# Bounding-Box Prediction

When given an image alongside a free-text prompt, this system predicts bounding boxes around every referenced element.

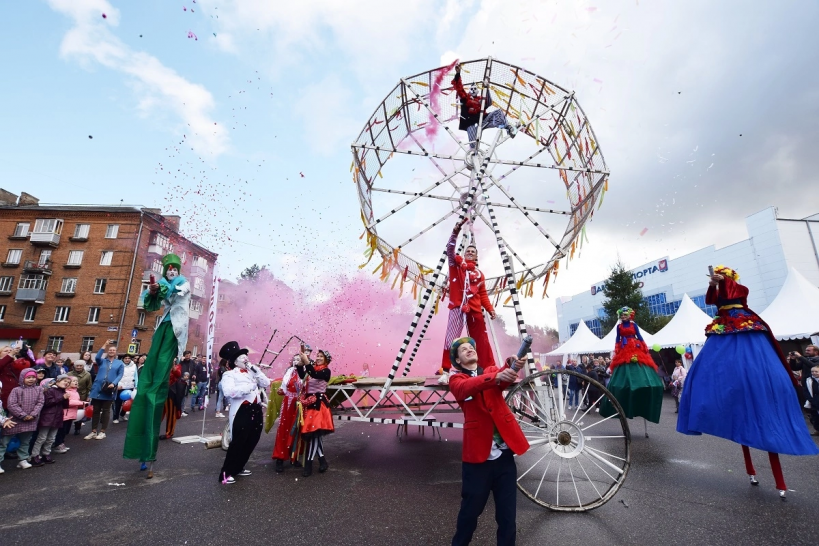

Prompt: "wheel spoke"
[575,456,604,501]
[568,459,583,509]
[580,450,620,480]
[585,444,627,464]
[517,444,554,481]
[580,412,622,432]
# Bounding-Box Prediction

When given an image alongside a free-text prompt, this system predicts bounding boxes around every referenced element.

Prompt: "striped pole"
[476,175,538,377]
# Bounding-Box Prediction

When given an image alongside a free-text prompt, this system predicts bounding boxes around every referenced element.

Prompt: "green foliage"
[598,260,674,334]
[238,264,274,283]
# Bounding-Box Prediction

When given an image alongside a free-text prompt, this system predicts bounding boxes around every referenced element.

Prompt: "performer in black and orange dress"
[296,345,334,477]
[159,364,185,440]
[272,354,302,472]
[677,266,818,498]
[600,307,664,423]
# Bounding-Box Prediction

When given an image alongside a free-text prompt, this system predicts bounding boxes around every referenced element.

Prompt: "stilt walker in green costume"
[123,254,190,478]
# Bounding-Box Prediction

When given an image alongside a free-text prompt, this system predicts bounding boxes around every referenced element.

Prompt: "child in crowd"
[0,380,17,473]
[53,376,84,454]
[30,374,70,466]
[181,372,192,417]
[0,369,44,471]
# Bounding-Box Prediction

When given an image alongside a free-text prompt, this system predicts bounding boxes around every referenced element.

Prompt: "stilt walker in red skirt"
[273,354,303,472]
[296,344,334,478]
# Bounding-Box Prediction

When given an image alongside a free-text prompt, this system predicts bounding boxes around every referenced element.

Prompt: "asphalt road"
[1,396,817,546]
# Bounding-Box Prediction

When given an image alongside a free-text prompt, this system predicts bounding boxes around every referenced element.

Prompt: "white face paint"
[235,354,250,369]
[469,84,478,97]
[165,266,178,280]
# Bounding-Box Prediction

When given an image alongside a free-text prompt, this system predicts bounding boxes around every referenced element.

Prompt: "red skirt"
[611,337,657,371]
[272,396,298,460]
[301,403,334,436]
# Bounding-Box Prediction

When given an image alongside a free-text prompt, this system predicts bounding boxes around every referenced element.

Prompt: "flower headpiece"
[714,265,739,281]
[617,306,635,319]
[317,349,332,364]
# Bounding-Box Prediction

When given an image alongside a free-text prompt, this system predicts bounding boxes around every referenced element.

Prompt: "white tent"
[649,293,713,348]
[760,267,819,340]
[547,321,601,356]
[591,323,655,353]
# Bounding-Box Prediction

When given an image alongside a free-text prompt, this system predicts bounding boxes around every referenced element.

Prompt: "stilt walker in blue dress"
[677,266,818,499]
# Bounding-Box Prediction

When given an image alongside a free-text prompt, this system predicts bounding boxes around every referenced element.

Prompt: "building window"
[33,218,63,235]
[46,336,64,352]
[192,346,199,357]
[218,293,224,302]
[690,294,718,317]
[5,249,22,265]
[137,310,146,326]
[105,224,119,239]
[39,249,52,265]
[23,305,37,322]
[19,274,47,290]
[12,223,30,237]
[195,324,202,337]
[194,277,205,293]
[53,306,71,323]
[0,305,5,321]
[80,337,95,353]
[94,278,107,294]
[100,251,114,266]
[151,259,163,274]
[73,224,90,239]
[88,307,100,324]
[60,278,78,294]
[67,250,84,266]
[0,276,13,292]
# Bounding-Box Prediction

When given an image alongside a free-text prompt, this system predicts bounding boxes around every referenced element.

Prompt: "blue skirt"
[677,331,818,456]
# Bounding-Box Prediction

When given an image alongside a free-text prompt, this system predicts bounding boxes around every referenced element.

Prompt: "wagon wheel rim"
[506,369,631,512]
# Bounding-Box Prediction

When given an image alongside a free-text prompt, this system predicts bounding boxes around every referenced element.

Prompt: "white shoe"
[53,445,69,454]
[0,466,4,474]
[181,412,188,417]
[17,460,32,470]
[507,124,518,138]
[95,432,107,440]
[215,412,225,418]
[112,419,119,424]
[223,475,235,484]
[84,432,98,440]
[238,469,252,476]
[124,414,129,421]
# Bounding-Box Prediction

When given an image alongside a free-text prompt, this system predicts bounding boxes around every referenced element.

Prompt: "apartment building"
[0,189,217,359]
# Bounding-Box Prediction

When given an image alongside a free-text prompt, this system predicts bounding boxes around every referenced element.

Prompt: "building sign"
[591,259,669,295]
[107,326,119,332]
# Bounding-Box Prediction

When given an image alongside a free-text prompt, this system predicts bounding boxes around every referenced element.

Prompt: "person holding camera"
[85,340,124,440]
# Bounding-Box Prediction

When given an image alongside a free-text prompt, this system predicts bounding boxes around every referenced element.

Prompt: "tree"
[238,264,274,283]
[599,260,671,334]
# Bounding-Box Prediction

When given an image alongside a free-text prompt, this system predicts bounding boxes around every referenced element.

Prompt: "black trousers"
[219,403,263,481]
[452,449,517,546]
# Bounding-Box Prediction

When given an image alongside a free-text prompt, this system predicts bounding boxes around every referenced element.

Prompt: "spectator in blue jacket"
[85,340,124,441]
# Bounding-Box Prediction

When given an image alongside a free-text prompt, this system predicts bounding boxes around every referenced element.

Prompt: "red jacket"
[446,231,495,315]
[449,364,529,463]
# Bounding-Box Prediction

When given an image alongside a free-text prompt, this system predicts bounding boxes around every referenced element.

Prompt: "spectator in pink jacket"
[30,375,69,466]
[53,376,85,454]
[0,368,44,470]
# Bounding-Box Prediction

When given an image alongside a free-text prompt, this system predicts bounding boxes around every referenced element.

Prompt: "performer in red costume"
[273,354,303,472]
[441,218,497,374]
[452,64,517,149]
[599,307,664,424]
[448,337,528,546]
[677,266,818,499]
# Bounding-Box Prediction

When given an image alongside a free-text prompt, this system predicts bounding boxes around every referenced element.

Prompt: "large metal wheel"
[506,370,631,511]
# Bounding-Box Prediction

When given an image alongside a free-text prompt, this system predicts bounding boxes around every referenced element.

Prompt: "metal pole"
[117,212,144,349]
[259,329,278,365]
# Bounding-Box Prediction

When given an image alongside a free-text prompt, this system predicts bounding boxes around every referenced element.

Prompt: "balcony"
[192,278,205,298]
[24,260,52,276]
[147,243,166,256]
[191,264,207,278]
[69,235,88,242]
[189,307,202,320]
[30,232,61,247]
[16,288,46,303]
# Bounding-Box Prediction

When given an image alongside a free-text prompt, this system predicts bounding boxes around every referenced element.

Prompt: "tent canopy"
[591,323,655,353]
[547,321,601,356]
[649,293,712,348]
[760,267,819,340]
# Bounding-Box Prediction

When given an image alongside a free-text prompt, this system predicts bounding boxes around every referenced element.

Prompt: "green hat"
[162,253,182,277]
[449,337,476,367]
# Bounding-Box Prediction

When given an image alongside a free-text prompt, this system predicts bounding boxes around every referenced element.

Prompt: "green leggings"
[123,321,178,461]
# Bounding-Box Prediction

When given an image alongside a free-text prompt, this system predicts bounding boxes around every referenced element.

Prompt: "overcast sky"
[1,0,817,330]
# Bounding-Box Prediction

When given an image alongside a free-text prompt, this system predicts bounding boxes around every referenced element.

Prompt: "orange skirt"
[302,403,334,436]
